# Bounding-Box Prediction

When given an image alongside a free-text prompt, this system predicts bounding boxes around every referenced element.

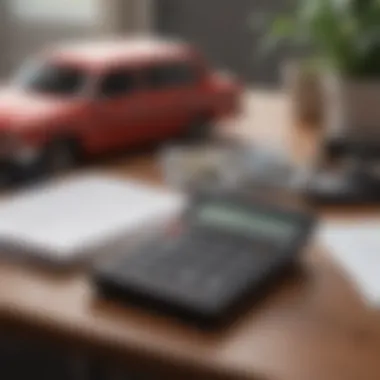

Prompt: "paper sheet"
[0,174,185,263]
[319,220,380,306]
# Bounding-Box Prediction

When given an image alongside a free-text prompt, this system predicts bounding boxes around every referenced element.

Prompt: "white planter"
[323,74,380,142]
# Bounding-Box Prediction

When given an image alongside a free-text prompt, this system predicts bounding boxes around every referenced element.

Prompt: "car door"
[90,66,148,152]
[140,60,202,140]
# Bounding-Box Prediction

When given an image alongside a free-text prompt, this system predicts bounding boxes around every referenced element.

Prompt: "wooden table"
[1,91,380,380]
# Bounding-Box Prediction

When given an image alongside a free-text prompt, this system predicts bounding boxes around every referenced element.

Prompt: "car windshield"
[13,60,87,97]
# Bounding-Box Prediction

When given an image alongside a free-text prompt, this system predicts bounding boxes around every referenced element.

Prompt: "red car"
[0,38,242,176]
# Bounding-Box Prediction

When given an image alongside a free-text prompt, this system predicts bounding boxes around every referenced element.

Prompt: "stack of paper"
[0,174,185,265]
[319,220,380,306]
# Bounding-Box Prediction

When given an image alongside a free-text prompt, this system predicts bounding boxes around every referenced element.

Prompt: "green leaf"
[251,0,380,76]
[270,16,296,38]
[258,35,283,57]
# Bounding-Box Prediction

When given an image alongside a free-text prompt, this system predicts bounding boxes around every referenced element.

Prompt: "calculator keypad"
[95,197,314,326]
[112,233,277,312]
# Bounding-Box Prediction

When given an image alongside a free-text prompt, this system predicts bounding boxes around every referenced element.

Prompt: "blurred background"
[0,0,292,86]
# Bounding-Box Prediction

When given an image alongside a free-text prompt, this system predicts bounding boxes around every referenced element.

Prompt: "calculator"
[94,190,316,328]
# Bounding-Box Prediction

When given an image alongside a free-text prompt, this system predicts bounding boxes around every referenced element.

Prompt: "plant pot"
[323,74,380,159]
[282,61,323,125]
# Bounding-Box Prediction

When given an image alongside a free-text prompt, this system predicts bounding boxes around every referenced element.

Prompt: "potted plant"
[256,0,380,160]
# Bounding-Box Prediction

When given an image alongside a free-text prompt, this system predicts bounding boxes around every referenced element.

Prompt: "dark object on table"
[324,136,380,162]
[94,188,315,329]
[307,158,380,204]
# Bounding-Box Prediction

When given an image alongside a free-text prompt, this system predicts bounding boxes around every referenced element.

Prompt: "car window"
[98,69,138,99]
[14,60,86,97]
[143,62,199,90]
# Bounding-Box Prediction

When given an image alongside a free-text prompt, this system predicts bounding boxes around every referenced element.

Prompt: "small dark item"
[307,158,380,204]
[324,136,380,163]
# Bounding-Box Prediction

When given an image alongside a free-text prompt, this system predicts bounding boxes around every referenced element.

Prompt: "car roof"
[48,37,193,69]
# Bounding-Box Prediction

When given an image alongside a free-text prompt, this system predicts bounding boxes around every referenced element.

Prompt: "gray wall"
[0,0,11,76]
[0,0,291,84]
[4,24,96,75]
[155,0,293,86]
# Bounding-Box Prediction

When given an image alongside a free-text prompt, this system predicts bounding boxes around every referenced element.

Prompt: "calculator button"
[204,276,225,295]
[178,268,198,283]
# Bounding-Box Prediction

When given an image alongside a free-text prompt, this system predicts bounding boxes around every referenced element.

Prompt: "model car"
[0,37,242,178]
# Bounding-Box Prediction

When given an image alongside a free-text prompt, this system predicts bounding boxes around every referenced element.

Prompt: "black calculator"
[94,190,315,328]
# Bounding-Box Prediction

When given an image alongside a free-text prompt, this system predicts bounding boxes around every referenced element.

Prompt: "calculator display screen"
[197,204,299,242]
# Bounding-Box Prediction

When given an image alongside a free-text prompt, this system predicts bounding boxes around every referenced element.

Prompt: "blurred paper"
[319,220,380,306]
[0,174,185,265]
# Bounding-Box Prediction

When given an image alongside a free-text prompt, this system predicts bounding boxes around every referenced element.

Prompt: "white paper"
[319,220,380,306]
[0,174,185,264]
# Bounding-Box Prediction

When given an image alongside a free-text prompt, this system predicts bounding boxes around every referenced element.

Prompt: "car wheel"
[41,138,80,175]
[184,116,214,143]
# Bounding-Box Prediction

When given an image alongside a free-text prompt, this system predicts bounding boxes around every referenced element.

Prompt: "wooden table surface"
[1,91,380,380]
